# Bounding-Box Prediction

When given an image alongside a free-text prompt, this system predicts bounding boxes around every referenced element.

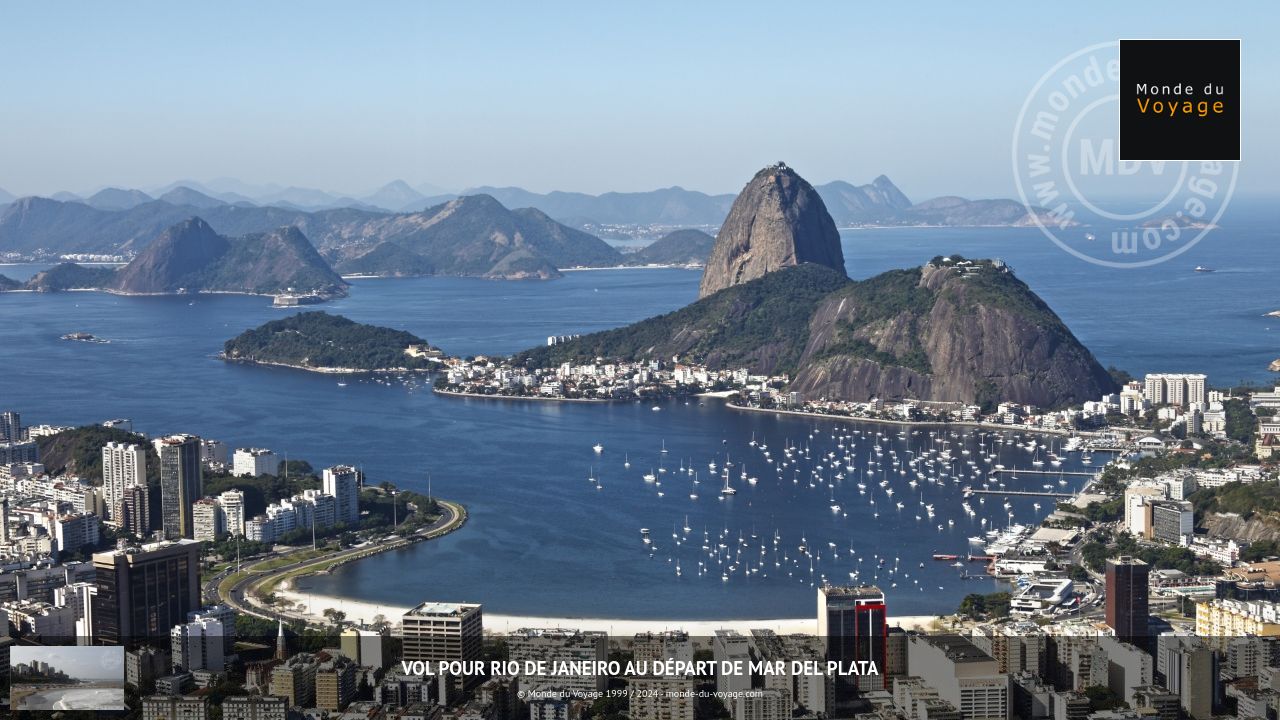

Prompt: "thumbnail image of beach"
[10,646,125,711]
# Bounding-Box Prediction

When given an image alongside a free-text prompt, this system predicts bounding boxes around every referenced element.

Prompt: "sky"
[12,646,124,681]
[1,1,1276,200]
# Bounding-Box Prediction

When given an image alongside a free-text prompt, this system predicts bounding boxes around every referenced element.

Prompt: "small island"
[222,311,442,373]
[60,331,109,344]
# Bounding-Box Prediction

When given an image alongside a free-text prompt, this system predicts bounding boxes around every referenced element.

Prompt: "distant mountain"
[813,176,1060,227]
[700,163,845,298]
[50,191,82,202]
[625,229,715,266]
[335,241,435,277]
[84,187,154,211]
[0,273,22,291]
[112,217,346,296]
[158,187,227,209]
[361,180,426,212]
[321,195,622,279]
[255,186,342,209]
[456,186,736,226]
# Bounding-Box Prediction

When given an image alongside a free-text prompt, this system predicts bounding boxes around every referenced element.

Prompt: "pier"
[966,488,1075,499]
[993,468,1098,477]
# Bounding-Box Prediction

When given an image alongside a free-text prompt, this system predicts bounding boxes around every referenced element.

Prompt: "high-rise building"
[401,601,482,691]
[713,629,755,695]
[322,465,360,526]
[1151,501,1194,545]
[172,617,225,672]
[218,490,246,537]
[0,410,21,442]
[91,539,202,644]
[120,485,152,537]
[156,435,202,539]
[102,441,146,525]
[191,498,223,542]
[1106,557,1150,642]
[817,584,887,694]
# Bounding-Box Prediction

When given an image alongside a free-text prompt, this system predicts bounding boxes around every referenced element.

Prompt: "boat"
[1194,265,1214,272]
[593,443,603,454]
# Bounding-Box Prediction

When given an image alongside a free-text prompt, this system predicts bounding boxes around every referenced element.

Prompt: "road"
[209,499,466,622]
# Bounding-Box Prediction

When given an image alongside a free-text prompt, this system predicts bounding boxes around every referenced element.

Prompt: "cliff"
[698,163,845,298]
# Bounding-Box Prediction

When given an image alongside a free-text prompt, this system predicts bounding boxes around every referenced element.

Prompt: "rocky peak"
[698,163,845,298]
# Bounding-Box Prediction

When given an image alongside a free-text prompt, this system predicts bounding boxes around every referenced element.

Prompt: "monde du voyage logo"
[1013,40,1241,268]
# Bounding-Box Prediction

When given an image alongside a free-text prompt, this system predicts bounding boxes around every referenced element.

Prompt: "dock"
[993,468,1097,477]
[966,489,1075,499]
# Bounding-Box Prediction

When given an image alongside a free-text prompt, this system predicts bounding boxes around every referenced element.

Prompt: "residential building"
[507,627,609,694]
[222,695,288,720]
[172,616,225,672]
[102,441,146,525]
[341,625,390,669]
[628,675,696,720]
[218,489,246,537]
[192,498,223,542]
[142,695,209,720]
[323,465,360,525]
[907,634,1009,720]
[233,448,277,477]
[315,654,358,711]
[269,652,320,708]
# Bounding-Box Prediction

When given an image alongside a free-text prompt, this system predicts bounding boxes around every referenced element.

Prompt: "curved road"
[212,499,466,622]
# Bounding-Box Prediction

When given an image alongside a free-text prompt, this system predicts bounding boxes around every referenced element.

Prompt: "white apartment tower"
[218,489,246,537]
[102,441,147,526]
[323,465,360,526]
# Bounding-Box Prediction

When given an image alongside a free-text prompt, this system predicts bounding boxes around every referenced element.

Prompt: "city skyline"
[1,1,1277,199]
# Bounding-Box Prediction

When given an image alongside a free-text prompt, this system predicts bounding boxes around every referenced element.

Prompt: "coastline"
[220,353,436,375]
[432,387,614,403]
[274,587,942,635]
[725,401,1090,438]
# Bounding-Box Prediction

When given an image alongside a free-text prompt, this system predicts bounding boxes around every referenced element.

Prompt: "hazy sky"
[12,646,124,681]
[1,2,1275,199]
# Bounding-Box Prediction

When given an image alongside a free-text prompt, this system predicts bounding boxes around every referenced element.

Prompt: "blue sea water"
[0,204,1276,619]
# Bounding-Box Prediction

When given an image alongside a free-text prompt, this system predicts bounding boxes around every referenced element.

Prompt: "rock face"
[788,259,1117,408]
[698,163,845,298]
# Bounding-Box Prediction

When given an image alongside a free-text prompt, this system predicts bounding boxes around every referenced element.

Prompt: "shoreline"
[725,401,1094,438]
[275,588,942,635]
[432,387,615,403]
[220,354,436,375]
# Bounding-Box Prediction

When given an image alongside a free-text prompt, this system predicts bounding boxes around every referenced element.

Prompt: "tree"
[322,607,347,627]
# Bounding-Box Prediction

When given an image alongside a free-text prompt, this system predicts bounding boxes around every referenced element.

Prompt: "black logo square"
[1120,39,1240,161]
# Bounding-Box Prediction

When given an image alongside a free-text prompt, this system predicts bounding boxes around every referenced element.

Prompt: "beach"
[277,587,942,635]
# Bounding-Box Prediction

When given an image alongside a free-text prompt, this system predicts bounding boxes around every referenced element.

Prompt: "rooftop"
[404,601,481,618]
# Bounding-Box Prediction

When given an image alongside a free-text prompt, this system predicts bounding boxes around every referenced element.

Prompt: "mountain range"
[515,163,1116,409]
[0,173,1058,250]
